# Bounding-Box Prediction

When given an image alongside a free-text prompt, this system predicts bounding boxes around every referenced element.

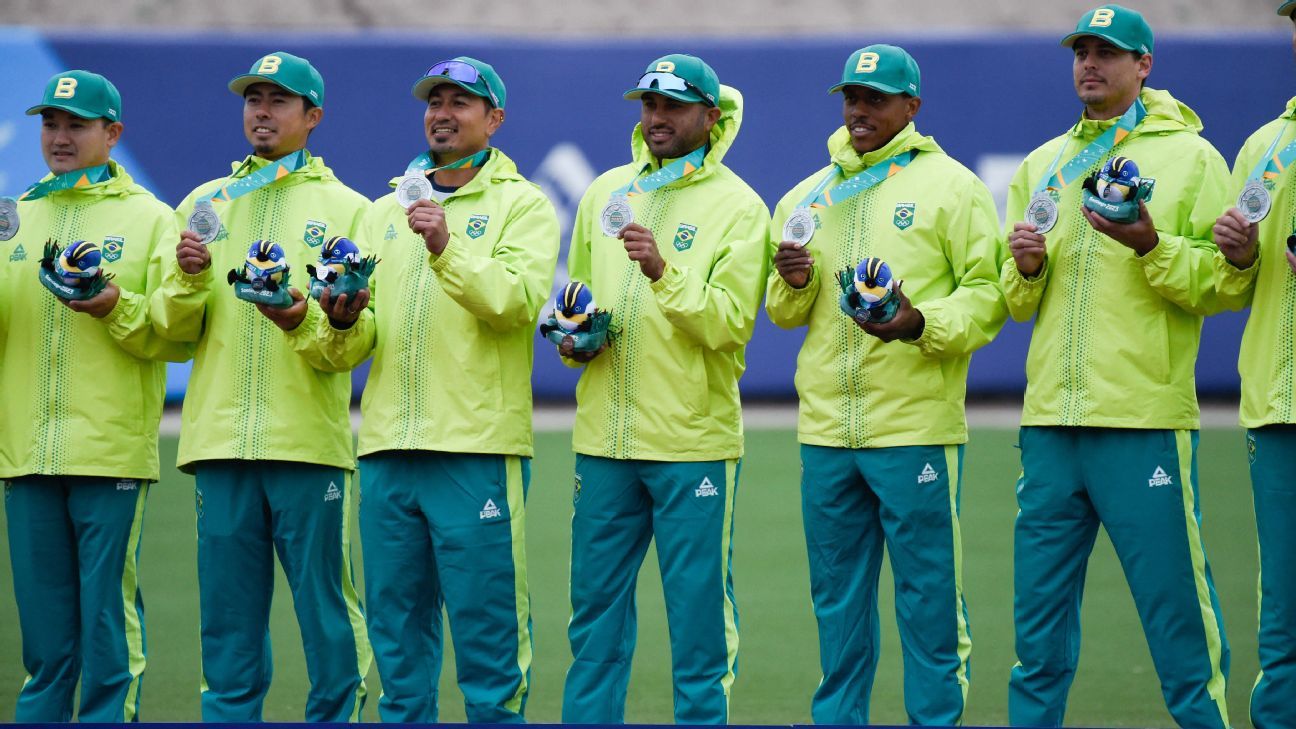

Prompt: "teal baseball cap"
[26,70,122,121]
[1280,1,1296,16]
[1061,5,1154,55]
[624,54,719,107]
[411,57,506,109]
[228,51,325,108]
[828,44,921,97]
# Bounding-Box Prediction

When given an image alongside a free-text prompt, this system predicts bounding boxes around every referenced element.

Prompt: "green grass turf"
[0,427,1260,726]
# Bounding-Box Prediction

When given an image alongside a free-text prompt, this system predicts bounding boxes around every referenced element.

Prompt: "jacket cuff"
[769,265,820,298]
[649,261,686,295]
[1002,256,1049,288]
[100,287,133,328]
[428,234,463,274]
[170,258,214,292]
[1214,247,1259,272]
[1135,233,1176,276]
[1213,248,1259,287]
[282,299,323,341]
[905,305,942,356]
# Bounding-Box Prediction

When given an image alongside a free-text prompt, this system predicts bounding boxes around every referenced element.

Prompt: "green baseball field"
[0,424,1261,727]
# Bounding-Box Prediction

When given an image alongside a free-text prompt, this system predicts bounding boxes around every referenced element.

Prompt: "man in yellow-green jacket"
[150,51,371,722]
[1211,5,1296,727]
[0,69,191,724]
[555,53,769,725]
[766,45,1006,725]
[1003,6,1232,727]
[310,56,558,724]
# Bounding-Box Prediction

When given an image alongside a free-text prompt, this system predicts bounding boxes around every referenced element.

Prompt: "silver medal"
[1025,192,1059,234]
[600,197,634,238]
[188,200,222,245]
[783,208,816,247]
[396,173,434,210]
[0,197,18,242]
[1237,179,1272,225]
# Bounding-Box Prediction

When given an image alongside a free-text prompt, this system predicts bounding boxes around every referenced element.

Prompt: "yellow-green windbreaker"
[1213,96,1296,427]
[0,161,191,480]
[152,153,368,473]
[766,124,1007,448]
[308,148,559,458]
[565,85,770,462]
[1002,88,1231,430]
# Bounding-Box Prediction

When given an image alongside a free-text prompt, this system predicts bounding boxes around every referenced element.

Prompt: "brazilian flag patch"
[102,236,124,263]
[893,203,915,230]
[466,214,489,239]
[304,219,327,247]
[672,223,697,251]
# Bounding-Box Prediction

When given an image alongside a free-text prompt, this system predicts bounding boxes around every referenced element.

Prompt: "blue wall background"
[2,29,1289,401]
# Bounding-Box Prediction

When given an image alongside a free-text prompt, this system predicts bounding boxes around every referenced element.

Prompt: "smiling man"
[307,56,558,724]
[150,51,372,722]
[1001,6,1233,727]
[765,45,1006,725]
[0,69,191,723]
[555,53,769,725]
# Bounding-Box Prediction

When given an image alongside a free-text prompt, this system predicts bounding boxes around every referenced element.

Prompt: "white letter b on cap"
[256,55,282,74]
[53,78,77,98]
[1090,8,1115,26]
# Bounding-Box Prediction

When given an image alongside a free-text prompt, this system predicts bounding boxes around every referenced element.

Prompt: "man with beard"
[555,54,769,724]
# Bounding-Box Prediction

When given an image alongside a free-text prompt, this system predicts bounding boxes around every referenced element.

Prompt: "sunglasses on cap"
[635,71,705,97]
[423,60,480,83]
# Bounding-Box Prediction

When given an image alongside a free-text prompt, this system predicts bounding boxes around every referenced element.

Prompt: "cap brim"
[827,80,908,96]
[623,87,709,105]
[228,74,310,99]
[1060,31,1139,52]
[24,102,109,120]
[410,76,495,106]
[1280,0,1296,16]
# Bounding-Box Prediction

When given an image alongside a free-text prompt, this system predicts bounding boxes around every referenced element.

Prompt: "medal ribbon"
[404,148,491,176]
[611,144,708,199]
[15,163,112,202]
[795,149,919,210]
[1034,98,1146,194]
[199,149,310,205]
[1247,119,1296,186]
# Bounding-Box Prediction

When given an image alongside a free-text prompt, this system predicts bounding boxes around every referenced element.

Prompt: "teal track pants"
[1009,427,1230,728]
[800,443,971,726]
[358,451,532,724]
[1247,426,1296,729]
[194,461,370,722]
[4,476,148,722]
[563,456,740,725]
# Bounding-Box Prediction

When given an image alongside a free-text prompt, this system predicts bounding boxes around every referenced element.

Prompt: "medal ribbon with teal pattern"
[14,163,113,201]
[405,148,491,176]
[1247,119,1296,188]
[611,144,708,199]
[199,149,309,205]
[795,149,920,209]
[1034,98,1146,194]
